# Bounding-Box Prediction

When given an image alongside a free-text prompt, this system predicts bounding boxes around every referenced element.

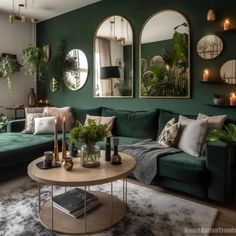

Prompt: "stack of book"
[53,188,100,218]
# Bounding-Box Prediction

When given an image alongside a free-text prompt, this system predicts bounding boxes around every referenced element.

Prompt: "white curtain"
[95,37,111,96]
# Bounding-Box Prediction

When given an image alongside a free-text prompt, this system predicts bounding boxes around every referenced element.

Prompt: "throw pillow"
[178,115,208,157]
[22,113,45,134]
[157,118,180,147]
[85,115,116,132]
[34,116,56,135]
[43,107,74,132]
[197,113,226,131]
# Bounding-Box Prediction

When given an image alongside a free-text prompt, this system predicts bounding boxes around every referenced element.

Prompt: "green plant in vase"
[0,114,8,133]
[22,44,46,81]
[69,120,108,167]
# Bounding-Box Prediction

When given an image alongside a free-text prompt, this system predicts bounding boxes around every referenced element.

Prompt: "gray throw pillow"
[178,115,208,157]
[34,116,56,135]
[22,113,44,134]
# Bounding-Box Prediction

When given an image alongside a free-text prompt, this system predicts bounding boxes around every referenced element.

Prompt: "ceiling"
[0,0,102,22]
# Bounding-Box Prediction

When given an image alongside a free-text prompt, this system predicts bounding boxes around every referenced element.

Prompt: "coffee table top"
[28,151,136,187]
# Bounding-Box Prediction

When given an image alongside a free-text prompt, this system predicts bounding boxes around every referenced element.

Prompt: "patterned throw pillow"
[22,113,45,134]
[157,118,180,147]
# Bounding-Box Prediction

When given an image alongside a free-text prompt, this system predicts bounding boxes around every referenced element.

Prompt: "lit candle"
[54,119,58,142]
[224,19,231,30]
[203,69,209,82]
[230,93,236,105]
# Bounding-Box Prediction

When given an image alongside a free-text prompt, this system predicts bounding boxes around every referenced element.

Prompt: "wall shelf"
[205,104,236,108]
[199,80,224,84]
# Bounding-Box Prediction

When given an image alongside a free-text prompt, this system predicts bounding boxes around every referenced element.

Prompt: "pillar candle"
[203,69,209,82]
[230,93,236,105]
[224,19,231,30]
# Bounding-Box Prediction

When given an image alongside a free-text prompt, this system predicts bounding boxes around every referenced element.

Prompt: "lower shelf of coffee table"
[39,191,126,235]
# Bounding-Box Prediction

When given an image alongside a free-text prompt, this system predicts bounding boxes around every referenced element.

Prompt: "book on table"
[53,188,100,218]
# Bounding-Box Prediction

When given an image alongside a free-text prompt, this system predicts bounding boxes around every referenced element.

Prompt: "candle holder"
[53,140,59,162]
[62,141,67,161]
[223,19,231,30]
[203,69,209,82]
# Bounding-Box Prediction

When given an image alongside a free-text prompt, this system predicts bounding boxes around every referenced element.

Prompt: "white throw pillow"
[157,118,180,147]
[34,116,56,135]
[197,113,226,131]
[178,115,208,157]
[85,115,116,133]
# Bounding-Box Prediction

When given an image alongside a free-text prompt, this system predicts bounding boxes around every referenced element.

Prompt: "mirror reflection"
[94,15,133,97]
[140,10,190,98]
[220,59,236,84]
[197,35,223,60]
[64,49,88,91]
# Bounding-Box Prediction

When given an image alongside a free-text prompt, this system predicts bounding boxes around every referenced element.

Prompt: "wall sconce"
[223,19,231,30]
[203,69,209,82]
[207,9,216,22]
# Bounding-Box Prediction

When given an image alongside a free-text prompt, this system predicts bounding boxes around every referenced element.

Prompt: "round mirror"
[63,49,88,91]
[220,59,236,84]
[94,15,133,97]
[49,77,59,92]
[140,10,190,98]
[197,35,223,60]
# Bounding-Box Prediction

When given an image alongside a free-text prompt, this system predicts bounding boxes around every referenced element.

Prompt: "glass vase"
[28,88,37,107]
[81,144,100,168]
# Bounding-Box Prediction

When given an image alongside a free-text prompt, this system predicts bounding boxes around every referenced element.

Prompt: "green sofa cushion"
[0,133,62,167]
[158,152,206,184]
[102,107,159,139]
[73,107,102,124]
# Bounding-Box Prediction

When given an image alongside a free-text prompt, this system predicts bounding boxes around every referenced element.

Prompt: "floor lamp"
[100,66,120,96]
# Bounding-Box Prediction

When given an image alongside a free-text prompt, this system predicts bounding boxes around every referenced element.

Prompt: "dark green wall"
[37,0,236,119]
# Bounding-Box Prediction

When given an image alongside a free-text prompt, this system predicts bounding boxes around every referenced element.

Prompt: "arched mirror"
[63,49,88,91]
[94,15,133,97]
[197,35,223,60]
[140,10,190,98]
[220,59,236,84]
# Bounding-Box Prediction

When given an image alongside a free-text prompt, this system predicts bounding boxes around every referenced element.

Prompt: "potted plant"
[0,114,8,133]
[22,44,46,81]
[69,120,108,168]
[0,56,16,92]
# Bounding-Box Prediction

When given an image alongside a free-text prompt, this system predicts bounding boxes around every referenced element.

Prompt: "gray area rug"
[0,176,217,236]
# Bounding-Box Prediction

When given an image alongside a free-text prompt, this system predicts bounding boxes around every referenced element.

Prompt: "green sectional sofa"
[0,106,233,203]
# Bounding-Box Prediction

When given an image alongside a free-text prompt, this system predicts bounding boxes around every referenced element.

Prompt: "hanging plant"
[22,44,46,81]
[0,56,16,92]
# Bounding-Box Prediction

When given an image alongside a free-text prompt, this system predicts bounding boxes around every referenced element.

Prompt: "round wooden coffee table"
[27,151,136,235]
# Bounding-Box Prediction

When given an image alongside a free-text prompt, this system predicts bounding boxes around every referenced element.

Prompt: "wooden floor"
[128,178,236,236]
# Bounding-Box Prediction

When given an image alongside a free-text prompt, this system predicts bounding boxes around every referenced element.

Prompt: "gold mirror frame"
[220,59,236,84]
[93,15,134,98]
[139,10,190,98]
[197,35,223,60]
[63,49,88,91]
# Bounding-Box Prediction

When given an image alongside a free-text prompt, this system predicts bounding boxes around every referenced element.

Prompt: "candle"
[224,19,231,30]
[230,93,236,106]
[54,119,58,142]
[203,69,209,82]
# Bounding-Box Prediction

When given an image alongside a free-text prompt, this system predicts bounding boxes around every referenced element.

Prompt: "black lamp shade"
[100,66,120,80]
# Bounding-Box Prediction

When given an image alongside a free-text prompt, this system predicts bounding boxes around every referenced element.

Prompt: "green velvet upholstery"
[206,140,231,202]
[157,177,207,198]
[159,153,206,184]
[73,107,102,124]
[102,107,159,139]
[7,119,25,132]
[0,132,62,168]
